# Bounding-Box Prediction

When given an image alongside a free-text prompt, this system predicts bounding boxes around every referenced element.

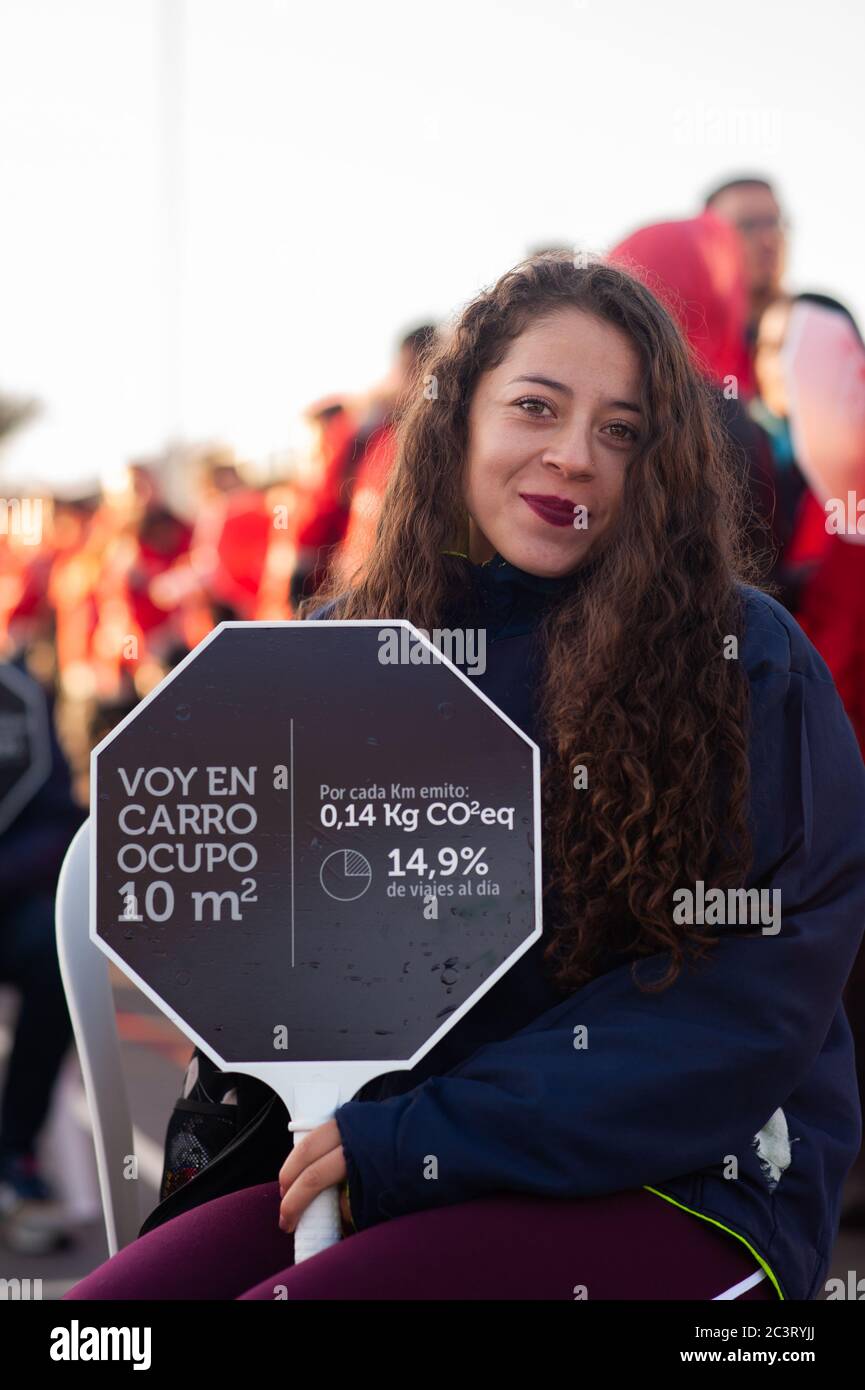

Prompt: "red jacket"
[786,492,865,758]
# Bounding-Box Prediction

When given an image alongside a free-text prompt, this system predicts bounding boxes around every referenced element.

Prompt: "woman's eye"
[514,396,554,417]
[603,421,639,443]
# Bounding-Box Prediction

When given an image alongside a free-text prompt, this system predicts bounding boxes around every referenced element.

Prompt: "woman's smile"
[519,492,589,527]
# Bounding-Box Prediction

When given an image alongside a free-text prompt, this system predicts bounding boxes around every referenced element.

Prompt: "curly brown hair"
[303,252,763,995]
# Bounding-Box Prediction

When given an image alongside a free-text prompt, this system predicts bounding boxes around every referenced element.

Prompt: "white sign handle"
[288,1079,343,1263]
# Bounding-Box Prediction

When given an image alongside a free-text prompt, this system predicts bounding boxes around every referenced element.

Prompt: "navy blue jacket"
[310,554,865,1301]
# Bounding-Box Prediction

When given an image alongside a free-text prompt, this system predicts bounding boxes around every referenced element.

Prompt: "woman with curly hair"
[66,253,865,1301]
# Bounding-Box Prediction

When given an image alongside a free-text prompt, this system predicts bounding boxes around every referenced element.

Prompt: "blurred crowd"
[0,322,436,796]
[2,172,865,1247]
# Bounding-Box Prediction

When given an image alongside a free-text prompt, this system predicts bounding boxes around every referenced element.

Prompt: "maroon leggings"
[63,1183,780,1301]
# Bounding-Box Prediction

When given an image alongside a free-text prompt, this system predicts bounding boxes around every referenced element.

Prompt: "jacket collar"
[469,550,584,596]
[440,549,594,641]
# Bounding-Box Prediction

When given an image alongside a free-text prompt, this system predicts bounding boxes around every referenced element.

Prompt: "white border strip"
[712,1268,767,1300]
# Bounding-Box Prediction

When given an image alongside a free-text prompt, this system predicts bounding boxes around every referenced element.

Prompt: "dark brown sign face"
[92,623,540,1065]
[0,664,51,834]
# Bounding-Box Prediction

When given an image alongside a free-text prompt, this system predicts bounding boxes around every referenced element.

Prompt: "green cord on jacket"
[342,1179,357,1232]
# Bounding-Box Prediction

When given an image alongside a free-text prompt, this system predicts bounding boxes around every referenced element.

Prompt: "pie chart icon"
[320,848,373,901]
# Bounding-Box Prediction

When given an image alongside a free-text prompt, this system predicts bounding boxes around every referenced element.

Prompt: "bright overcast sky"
[0,0,862,489]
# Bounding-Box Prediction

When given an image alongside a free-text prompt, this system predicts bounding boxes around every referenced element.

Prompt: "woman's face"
[464,307,644,576]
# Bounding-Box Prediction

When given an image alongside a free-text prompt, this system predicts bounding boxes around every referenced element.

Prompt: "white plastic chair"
[55,818,142,1254]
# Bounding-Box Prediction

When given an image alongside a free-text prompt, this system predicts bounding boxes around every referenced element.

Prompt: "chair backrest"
[55,818,142,1254]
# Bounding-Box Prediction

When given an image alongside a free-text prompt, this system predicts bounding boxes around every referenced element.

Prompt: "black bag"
[138,1047,291,1238]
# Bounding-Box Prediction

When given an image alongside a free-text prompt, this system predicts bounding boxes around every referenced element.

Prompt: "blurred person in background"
[0,389,48,660]
[333,324,438,589]
[0,659,84,1253]
[702,174,789,392]
[703,176,789,329]
[149,448,276,647]
[44,490,113,800]
[43,492,103,689]
[289,397,363,606]
[88,459,192,712]
[0,524,55,657]
[291,325,438,602]
[253,476,299,621]
[196,458,271,625]
[750,291,865,748]
[608,211,778,583]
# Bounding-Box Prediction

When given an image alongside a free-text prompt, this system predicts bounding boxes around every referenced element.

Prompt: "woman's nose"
[541,432,596,477]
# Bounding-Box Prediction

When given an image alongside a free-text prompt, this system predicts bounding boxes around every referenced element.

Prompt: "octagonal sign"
[91,621,542,1102]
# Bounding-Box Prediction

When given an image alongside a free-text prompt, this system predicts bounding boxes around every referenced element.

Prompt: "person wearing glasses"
[703,175,790,385]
